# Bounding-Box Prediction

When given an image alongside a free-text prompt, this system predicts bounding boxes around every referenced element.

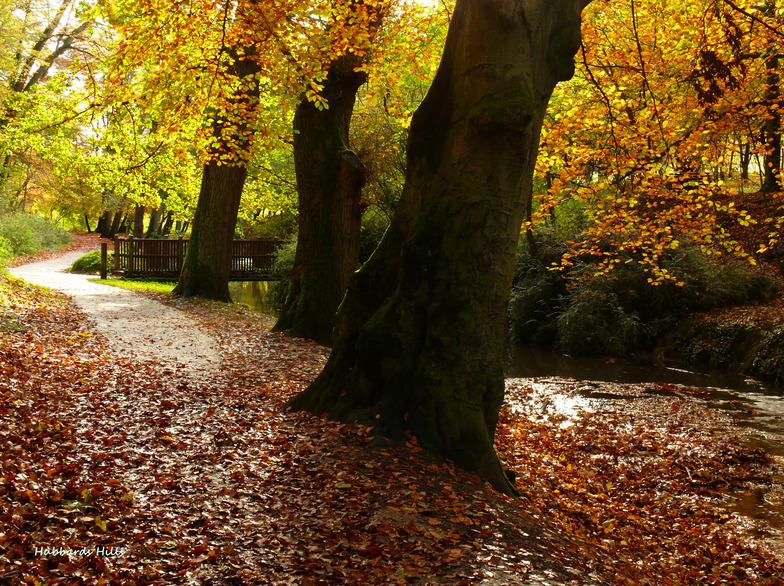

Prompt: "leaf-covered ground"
[2,247,783,584]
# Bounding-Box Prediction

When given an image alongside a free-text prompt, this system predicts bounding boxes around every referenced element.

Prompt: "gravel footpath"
[9,250,222,382]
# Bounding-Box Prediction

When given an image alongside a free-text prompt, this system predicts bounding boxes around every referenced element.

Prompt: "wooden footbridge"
[102,237,283,281]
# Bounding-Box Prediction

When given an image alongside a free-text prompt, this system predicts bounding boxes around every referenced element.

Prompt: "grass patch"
[90,278,175,294]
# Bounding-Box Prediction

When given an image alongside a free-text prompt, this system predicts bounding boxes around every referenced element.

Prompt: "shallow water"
[506,345,784,539]
[505,345,784,455]
[229,281,281,315]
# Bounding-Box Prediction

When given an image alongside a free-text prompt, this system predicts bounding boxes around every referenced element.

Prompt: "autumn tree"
[272,0,433,344]
[0,0,94,204]
[528,0,784,281]
[173,50,261,300]
[272,0,386,344]
[289,0,593,495]
[100,0,275,299]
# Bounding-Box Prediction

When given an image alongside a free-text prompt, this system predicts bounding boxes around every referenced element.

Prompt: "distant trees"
[0,0,94,207]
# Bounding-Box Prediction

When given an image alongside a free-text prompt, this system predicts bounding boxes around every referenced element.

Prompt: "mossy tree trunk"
[289,0,592,495]
[273,57,368,345]
[173,55,260,302]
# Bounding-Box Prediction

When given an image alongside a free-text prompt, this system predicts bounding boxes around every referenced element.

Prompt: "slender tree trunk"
[146,200,166,238]
[161,211,174,236]
[173,55,260,301]
[118,214,129,234]
[273,58,367,345]
[109,211,124,237]
[760,1,783,275]
[289,0,592,495]
[740,140,751,181]
[133,205,145,238]
[84,213,92,233]
[97,210,112,238]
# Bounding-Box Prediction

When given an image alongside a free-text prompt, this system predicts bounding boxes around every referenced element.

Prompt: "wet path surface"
[9,251,221,382]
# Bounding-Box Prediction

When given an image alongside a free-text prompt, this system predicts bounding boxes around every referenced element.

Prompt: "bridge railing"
[111,237,283,281]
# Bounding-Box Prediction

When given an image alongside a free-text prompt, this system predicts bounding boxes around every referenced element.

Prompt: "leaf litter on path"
[2,251,783,584]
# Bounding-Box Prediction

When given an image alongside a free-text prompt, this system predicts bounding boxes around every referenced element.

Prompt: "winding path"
[9,250,221,381]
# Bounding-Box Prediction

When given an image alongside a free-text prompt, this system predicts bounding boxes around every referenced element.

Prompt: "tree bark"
[96,210,111,237]
[161,211,174,236]
[174,162,249,300]
[761,52,780,194]
[146,200,166,238]
[173,55,260,301]
[288,0,592,495]
[273,58,367,345]
[133,205,145,238]
[108,211,124,238]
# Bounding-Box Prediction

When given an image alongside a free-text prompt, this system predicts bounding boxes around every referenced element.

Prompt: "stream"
[505,345,784,456]
[506,345,784,542]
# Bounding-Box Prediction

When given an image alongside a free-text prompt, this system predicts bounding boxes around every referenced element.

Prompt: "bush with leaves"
[509,227,571,346]
[359,210,390,265]
[509,229,781,356]
[70,250,112,274]
[556,284,642,356]
[271,234,297,280]
[0,213,72,257]
[0,236,12,265]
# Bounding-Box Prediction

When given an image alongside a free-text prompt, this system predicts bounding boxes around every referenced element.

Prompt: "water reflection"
[506,344,784,534]
[228,281,283,316]
[505,345,784,454]
[505,345,775,393]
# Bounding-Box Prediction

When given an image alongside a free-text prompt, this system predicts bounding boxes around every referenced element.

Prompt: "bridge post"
[100,242,108,280]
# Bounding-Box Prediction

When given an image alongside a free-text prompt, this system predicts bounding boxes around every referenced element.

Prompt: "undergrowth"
[0,212,72,261]
[70,249,112,273]
[509,227,781,356]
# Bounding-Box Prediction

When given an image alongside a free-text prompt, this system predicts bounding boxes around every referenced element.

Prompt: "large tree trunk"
[173,162,249,300]
[273,58,367,345]
[289,0,591,495]
[173,55,260,301]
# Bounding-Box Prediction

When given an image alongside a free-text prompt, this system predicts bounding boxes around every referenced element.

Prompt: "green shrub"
[752,327,784,384]
[70,250,111,274]
[359,211,389,265]
[0,236,12,264]
[509,230,570,345]
[271,233,297,279]
[556,285,642,356]
[508,228,781,356]
[0,213,72,257]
